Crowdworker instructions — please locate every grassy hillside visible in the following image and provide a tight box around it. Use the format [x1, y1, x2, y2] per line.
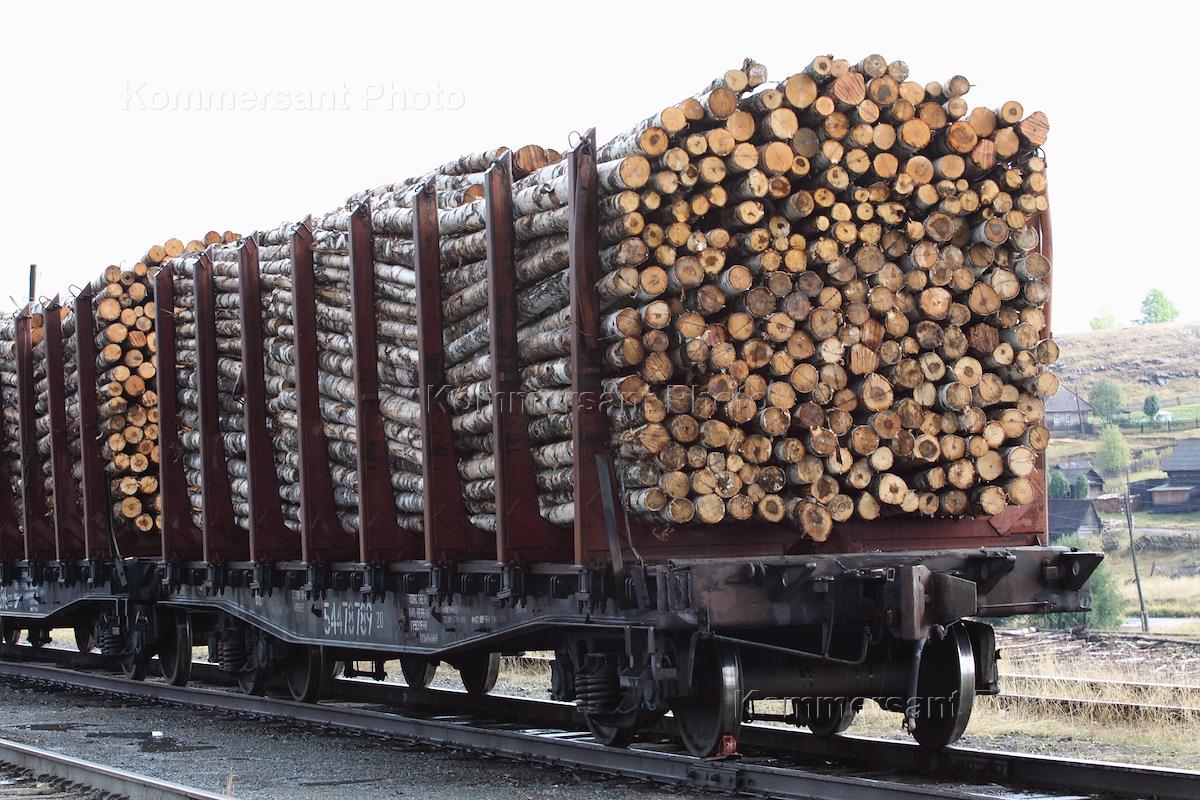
[1054, 322, 1200, 407]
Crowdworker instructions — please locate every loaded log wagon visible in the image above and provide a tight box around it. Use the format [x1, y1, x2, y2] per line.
[0, 55, 1099, 757]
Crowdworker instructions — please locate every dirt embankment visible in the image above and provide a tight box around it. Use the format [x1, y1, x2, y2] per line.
[1055, 323, 1200, 405]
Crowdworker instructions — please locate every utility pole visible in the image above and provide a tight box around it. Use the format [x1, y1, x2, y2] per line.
[1124, 464, 1149, 633]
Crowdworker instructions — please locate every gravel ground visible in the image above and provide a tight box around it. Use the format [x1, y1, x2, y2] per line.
[0, 682, 685, 800]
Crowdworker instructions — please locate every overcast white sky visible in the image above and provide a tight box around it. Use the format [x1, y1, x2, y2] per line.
[1, 1, 1195, 334]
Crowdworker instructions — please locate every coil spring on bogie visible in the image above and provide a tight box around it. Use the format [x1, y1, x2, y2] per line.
[97, 626, 124, 659]
[575, 659, 620, 714]
[218, 634, 248, 673]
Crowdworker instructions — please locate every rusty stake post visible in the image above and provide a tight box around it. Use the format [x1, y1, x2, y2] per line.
[566, 131, 628, 567]
[43, 297, 85, 559]
[193, 251, 243, 563]
[289, 223, 346, 563]
[154, 262, 204, 562]
[412, 181, 489, 562]
[484, 154, 565, 563]
[16, 306, 54, 560]
[236, 238, 292, 562]
[347, 203, 420, 564]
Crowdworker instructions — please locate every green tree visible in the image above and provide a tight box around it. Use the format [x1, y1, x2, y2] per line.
[1094, 425, 1131, 475]
[1088, 379, 1125, 422]
[1072, 474, 1090, 499]
[1089, 312, 1116, 331]
[1143, 394, 1160, 419]
[1048, 470, 1070, 498]
[1138, 289, 1179, 325]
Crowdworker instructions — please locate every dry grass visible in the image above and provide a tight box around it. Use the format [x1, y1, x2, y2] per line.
[1054, 322, 1200, 407]
[1118, 573, 1200, 618]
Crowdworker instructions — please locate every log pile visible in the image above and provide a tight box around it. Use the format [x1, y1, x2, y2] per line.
[2, 55, 1058, 544]
[260, 213, 426, 535]
[150, 233, 238, 533]
[581, 56, 1056, 537]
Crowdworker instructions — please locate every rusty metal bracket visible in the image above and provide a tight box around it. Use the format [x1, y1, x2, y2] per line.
[16, 305, 53, 560]
[236, 238, 292, 563]
[154, 261, 204, 563]
[346, 203, 419, 564]
[412, 181, 490, 563]
[43, 297, 85, 559]
[484, 154, 566, 564]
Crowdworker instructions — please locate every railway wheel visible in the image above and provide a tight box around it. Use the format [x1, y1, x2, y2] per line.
[909, 624, 975, 749]
[120, 654, 150, 681]
[237, 631, 273, 696]
[399, 655, 438, 689]
[27, 626, 49, 648]
[672, 640, 742, 758]
[73, 623, 96, 654]
[285, 645, 327, 703]
[1, 621, 19, 647]
[577, 656, 638, 748]
[157, 612, 193, 687]
[456, 652, 500, 696]
[795, 696, 860, 737]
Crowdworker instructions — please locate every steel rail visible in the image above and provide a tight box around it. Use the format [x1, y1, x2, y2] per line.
[0, 736, 227, 800]
[2, 656, 1199, 799]
[0, 660, 982, 800]
[1003, 672, 1200, 694]
[993, 692, 1197, 720]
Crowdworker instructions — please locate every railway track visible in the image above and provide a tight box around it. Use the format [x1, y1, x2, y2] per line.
[0, 736, 226, 799]
[997, 673, 1200, 721]
[1, 645, 1197, 800]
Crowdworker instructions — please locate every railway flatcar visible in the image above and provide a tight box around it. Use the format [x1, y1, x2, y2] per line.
[0, 57, 1099, 758]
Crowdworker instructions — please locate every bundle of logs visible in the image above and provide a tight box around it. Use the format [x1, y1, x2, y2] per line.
[1, 55, 1057, 544]
[93, 256, 162, 536]
[575, 55, 1056, 538]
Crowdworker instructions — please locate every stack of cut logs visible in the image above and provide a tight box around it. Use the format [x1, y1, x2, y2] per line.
[156, 232, 239, 533]
[90, 258, 160, 536]
[1, 55, 1058, 543]
[582, 56, 1056, 538]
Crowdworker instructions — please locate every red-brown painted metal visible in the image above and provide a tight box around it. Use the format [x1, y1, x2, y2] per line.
[485, 154, 568, 564]
[236, 238, 292, 562]
[42, 298, 85, 559]
[155, 262, 204, 562]
[1033, 189, 1053, 548]
[289, 223, 347, 563]
[193, 252, 244, 563]
[567, 131, 627, 567]
[15, 307, 53, 559]
[412, 182, 490, 562]
[347, 203, 420, 563]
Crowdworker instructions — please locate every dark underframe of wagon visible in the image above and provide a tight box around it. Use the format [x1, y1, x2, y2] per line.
[0, 542, 1099, 661]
